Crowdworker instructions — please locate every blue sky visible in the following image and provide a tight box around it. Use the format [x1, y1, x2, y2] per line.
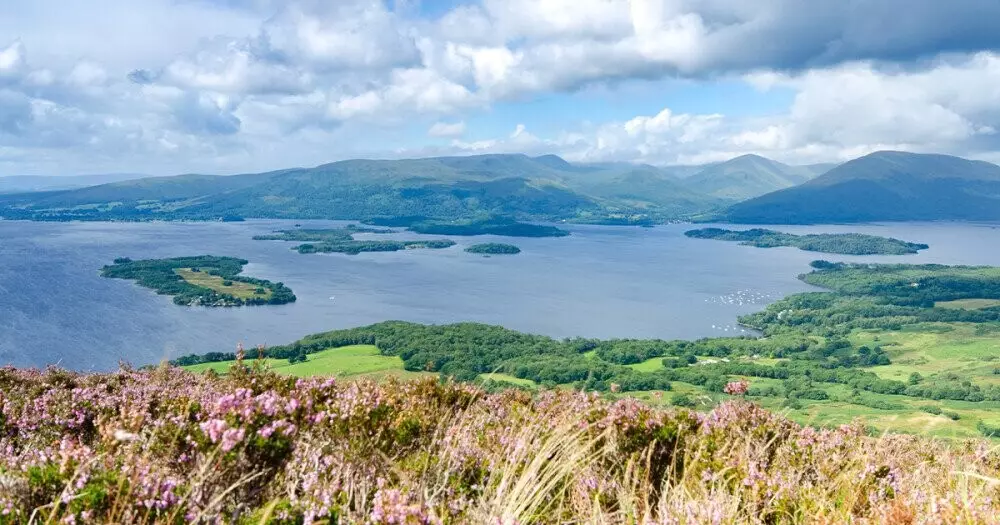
[1, 0, 1000, 175]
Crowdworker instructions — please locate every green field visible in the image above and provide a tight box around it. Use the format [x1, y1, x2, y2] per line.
[175, 268, 270, 300]
[935, 298, 1000, 310]
[851, 323, 1000, 385]
[185, 345, 433, 379]
[479, 373, 537, 387]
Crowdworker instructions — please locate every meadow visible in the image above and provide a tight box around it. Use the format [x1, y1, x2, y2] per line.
[175, 268, 271, 301]
[185, 345, 432, 380]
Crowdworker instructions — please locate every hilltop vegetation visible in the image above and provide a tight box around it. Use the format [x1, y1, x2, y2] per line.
[175, 261, 1000, 439]
[724, 151, 1000, 223]
[101, 256, 295, 306]
[685, 228, 929, 255]
[2, 366, 999, 523]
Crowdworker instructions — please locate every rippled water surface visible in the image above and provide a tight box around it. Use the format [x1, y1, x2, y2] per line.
[2, 220, 999, 369]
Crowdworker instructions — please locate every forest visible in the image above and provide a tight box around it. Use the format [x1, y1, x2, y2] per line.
[685, 227, 929, 255]
[101, 255, 296, 306]
[252, 225, 393, 242]
[465, 243, 521, 254]
[296, 239, 456, 254]
[174, 261, 1000, 438]
[253, 226, 456, 254]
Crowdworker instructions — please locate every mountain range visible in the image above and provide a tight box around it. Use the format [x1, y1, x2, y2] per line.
[2, 150, 999, 224]
[723, 151, 1000, 223]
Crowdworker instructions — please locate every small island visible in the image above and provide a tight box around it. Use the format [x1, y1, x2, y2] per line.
[684, 228, 929, 255]
[297, 239, 456, 254]
[365, 217, 570, 238]
[252, 225, 393, 242]
[101, 255, 296, 306]
[465, 243, 521, 255]
[254, 226, 455, 255]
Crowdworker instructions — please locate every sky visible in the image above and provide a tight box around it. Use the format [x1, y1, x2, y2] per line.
[2, 0, 1000, 176]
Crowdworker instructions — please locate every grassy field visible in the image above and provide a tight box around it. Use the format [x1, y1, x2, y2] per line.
[851, 323, 1000, 385]
[612, 323, 1000, 440]
[184, 345, 433, 380]
[175, 268, 271, 300]
[479, 373, 537, 387]
[935, 298, 1000, 310]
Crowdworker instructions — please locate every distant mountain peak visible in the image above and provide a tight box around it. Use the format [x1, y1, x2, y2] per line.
[681, 153, 816, 201]
[725, 150, 1000, 223]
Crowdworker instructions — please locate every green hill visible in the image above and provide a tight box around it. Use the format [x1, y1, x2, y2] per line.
[682, 154, 822, 201]
[0, 154, 722, 223]
[724, 151, 1000, 223]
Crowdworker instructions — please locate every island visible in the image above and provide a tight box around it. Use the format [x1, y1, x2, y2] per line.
[252, 224, 393, 242]
[684, 227, 929, 255]
[465, 243, 521, 255]
[365, 217, 571, 237]
[101, 255, 296, 306]
[254, 226, 456, 255]
[297, 239, 456, 254]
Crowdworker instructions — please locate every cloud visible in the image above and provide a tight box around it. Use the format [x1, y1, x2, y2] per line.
[428, 121, 466, 137]
[398, 52, 1000, 167]
[2, 1, 1000, 175]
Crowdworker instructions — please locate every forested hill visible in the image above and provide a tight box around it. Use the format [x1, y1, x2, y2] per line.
[680, 154, 825, 201]
[0, 152, 831, 224]
[10, 150, 1000, 225]
[0, 154, 725, 224]
[722, 151, 1000, 223]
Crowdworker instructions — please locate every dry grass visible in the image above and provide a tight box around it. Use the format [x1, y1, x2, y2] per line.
[175, 268, 270, 300]
[2, 363, 1000, 523]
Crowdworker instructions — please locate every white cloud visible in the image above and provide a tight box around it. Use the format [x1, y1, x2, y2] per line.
[2, 1, 1000, 175]
[428, 121, 466, 137]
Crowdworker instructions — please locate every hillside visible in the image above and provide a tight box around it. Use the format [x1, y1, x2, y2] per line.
[724, 151, 1000, 223]
[0, 154, 728, 223]
[682, 154, 822, 201]
[1, 366, 996, 523]
[0, 173, 147, 194]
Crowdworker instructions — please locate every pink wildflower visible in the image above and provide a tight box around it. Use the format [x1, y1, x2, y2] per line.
[723, 380, 750, 396]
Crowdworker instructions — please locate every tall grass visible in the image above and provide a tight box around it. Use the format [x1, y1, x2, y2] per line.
[0, 363, 998, 523]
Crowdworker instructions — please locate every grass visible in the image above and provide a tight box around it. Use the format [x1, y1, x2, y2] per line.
[175, 268, 270, 300]
[935, 298, 1000, 310]
[626, 356, 666, 372]
[480, 373, 538, 387]
[851, 323, 1000, 385]
[8, 366, 1000, 522]
[184, 345, 433, 380]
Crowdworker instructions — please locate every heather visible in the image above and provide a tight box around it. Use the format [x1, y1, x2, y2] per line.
[2, 365, 1000, 523]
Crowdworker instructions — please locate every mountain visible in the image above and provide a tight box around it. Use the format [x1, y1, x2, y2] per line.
[0, 154, 721, 223]
[723, 151, 1000, 223]
[0, 173, 147, 194]
[682, 154, 822, 201]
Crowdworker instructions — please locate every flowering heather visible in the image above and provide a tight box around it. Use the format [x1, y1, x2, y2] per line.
[1, 364, 999, 523]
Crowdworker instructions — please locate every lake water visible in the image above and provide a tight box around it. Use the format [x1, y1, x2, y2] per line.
[2, 220, 1000, 370]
